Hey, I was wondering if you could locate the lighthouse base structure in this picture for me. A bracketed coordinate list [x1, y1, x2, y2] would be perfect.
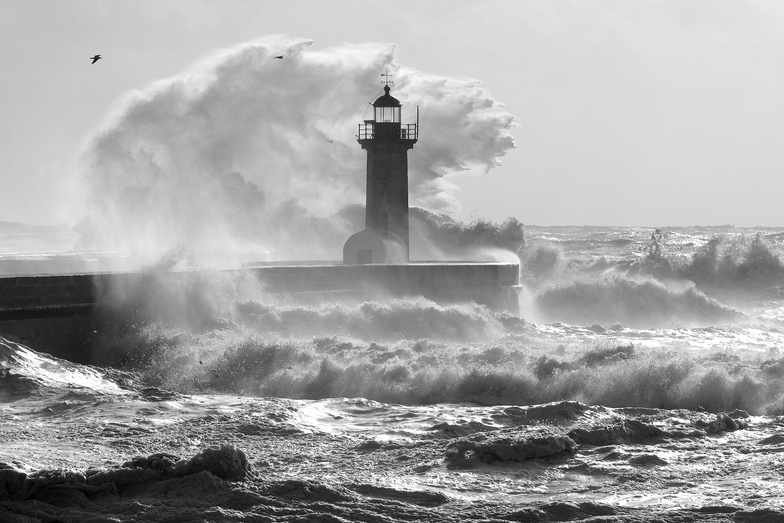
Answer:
[343, 228, 408, 264]
[0, 261, 520, 363]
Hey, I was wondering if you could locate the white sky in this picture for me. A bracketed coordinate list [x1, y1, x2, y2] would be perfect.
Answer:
[2, 0, 783, 227]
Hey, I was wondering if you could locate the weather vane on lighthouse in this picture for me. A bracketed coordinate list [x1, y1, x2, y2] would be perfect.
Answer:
[343, 71, 419, 265]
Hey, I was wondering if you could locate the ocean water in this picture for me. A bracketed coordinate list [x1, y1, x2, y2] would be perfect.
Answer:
[2, 224, 784, 522]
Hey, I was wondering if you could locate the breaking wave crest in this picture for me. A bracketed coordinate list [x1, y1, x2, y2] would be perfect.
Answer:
[7, 332, 784, 416]
[684, 233, 784, 284]
[630, 232, 784, 286]
[0, 337, 137, 400]
[113, 334, 784, 416]
[235, 299, 504, 341]
[534, 276, 742, 328]
[90, 296, 508, 368]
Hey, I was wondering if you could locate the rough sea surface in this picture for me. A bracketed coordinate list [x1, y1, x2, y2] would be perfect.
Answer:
[2, 225, 784, 522]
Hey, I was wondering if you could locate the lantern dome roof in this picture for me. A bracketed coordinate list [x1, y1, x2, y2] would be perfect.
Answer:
[373, 85, 401, 107]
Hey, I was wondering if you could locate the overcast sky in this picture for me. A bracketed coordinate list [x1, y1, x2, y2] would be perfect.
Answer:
[2, 0, 783, 227]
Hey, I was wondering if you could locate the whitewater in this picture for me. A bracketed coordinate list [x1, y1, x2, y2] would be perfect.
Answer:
[2, 224, 784, 522]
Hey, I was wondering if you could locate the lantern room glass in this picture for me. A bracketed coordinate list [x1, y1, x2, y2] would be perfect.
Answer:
[374, 106, 400, 123]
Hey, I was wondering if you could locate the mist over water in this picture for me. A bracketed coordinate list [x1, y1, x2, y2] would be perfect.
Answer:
[75, 37, 515, 264]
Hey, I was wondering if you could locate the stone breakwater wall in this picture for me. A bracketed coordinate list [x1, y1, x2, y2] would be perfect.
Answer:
[0, 274, 95, 361]
[0, 262, 520, 363]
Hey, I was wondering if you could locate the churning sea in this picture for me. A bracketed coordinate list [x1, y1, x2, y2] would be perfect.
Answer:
[2, 224, 784, 522]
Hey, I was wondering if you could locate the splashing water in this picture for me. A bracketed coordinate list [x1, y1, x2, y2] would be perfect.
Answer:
[75, 37, 515, 265]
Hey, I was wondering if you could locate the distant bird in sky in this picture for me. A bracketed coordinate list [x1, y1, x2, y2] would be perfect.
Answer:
[325, 139, 334, 144]
[90, 54, 101, 64]
[273, 55, 284, 59]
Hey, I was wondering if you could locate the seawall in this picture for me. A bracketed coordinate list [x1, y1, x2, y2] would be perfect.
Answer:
[0, 262, 520, 363]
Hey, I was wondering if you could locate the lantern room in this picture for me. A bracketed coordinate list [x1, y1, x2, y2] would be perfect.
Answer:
[372, 85, 401, 123]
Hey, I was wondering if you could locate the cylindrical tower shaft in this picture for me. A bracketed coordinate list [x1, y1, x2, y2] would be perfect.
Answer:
[363, 134, 415, 251]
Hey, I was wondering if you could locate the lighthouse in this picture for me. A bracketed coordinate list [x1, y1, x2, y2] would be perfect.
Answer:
[343, 83, 418, 264]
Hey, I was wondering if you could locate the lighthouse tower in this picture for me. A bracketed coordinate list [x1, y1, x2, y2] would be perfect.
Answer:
[343, 84, 418, 264]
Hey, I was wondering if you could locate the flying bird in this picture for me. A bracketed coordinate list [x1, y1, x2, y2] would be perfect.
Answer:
[273, 55, 284, 59]
[90, 54, 101, 64]
[325, 140, 334, 144]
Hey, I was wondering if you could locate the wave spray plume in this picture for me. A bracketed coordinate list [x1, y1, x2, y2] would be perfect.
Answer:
[76, 37, 515, 264]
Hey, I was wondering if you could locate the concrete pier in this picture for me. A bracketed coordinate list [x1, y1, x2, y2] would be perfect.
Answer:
[0, 262, 520, 363]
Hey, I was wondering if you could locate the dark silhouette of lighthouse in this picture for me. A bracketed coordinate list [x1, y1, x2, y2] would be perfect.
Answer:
[343, 82, 418, 264]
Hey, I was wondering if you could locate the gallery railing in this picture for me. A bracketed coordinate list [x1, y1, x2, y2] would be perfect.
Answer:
[357, 123, 418, 140]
